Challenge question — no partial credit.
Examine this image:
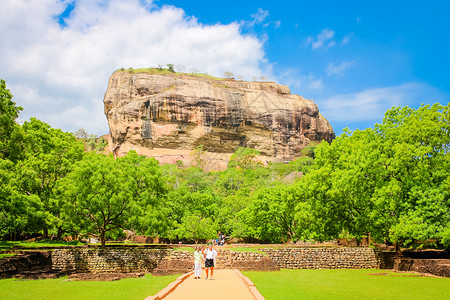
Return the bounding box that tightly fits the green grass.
[0,240,84,250]
[0,274,178,300]
[114,68,226,81]
[0,253,17,259]
[173,246,195,253]
[243,269,450,300]
[231,247,266,255]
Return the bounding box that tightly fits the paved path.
[163,269,256,300]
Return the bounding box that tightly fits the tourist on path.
[204,244,217,280]
[193,246,203,279]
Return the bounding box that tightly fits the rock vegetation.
[104,70,335,170]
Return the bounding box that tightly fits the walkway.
[150,269,264,300]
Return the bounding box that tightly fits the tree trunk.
[100,230,106,248]
[394,241,400,252]
[43,228,48,239]
[57,227,63,240]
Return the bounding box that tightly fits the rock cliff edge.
[103,70,335,170]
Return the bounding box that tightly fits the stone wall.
[0,251,51,278]
[263,247,383,269]
[52,248,170,274]
[50,247,383,275]
[393,258,450,277]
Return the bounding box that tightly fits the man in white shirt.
[204,244,218,280]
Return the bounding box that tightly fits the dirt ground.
[163,269,256,300]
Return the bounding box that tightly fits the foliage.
[176,214,217,243]
[59,151,167,247]
[298,103,450,245]
[166,64,175,72]
[74,128,108,152]
[228,147,262,169]
[2,118,84,239]
[223,71,234,79]
[0,79,23,160]
[238,184,300,243]
[191,144,206,168]
[0,82,447,248]
[244,269,449,300]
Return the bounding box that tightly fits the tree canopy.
[1,78,448,249]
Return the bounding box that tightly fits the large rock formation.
[104,70,335,170]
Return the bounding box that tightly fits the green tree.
[0,158,43,239]
[191,144,206,168]
[302,104,450,246]
[223,71,234,79]
[238,184,299,243]
[228,147,262,169]
[13,118,84,238]
[177,214,217,244]
[0,79,23,160]
[60,151,166,247]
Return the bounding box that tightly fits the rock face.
[104,70,335,170]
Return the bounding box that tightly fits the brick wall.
[51,247,384,274]
[263,247,383,269]
[52,248,170,273]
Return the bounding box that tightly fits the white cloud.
[250,8,269,25]
[307,77,324,90]
[326,60,355,77]
[309,29,335,50]
[277,69,324,94]
[0,0,268,135]
[319,83,444,122]
[341,36,350,45]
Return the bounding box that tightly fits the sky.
[1,0,449,136]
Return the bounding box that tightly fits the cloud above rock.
[0,0,268,134]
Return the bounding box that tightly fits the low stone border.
[233,269,265,300]
[144,271,193,300]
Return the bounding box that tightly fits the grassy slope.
[115,67,226,81]
[244,269,450,300]
[173,246,195,253]
[0,274,178,300]
[0,240,84,250]
[230,247,266,255]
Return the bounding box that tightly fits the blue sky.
[1,0,448,135]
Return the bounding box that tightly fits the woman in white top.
[204,244,217,280]
[193,246,203,279]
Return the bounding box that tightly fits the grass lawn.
[0,274,178,300]
[0,240,84,250]
[173,246,195,253]
[231,247,266,255]
[243,269,450,300]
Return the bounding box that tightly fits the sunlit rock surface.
[103,71,335,170]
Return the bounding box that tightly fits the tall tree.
[14,118,84,238]
[302,104,450,246]
[60,151,166,247]
[0,79,23,160]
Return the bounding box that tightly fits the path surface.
[164,269,255,300]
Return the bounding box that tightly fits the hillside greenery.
[0,79,448,249]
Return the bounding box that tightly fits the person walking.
[204,244,217,280]
[193,246,203,279]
